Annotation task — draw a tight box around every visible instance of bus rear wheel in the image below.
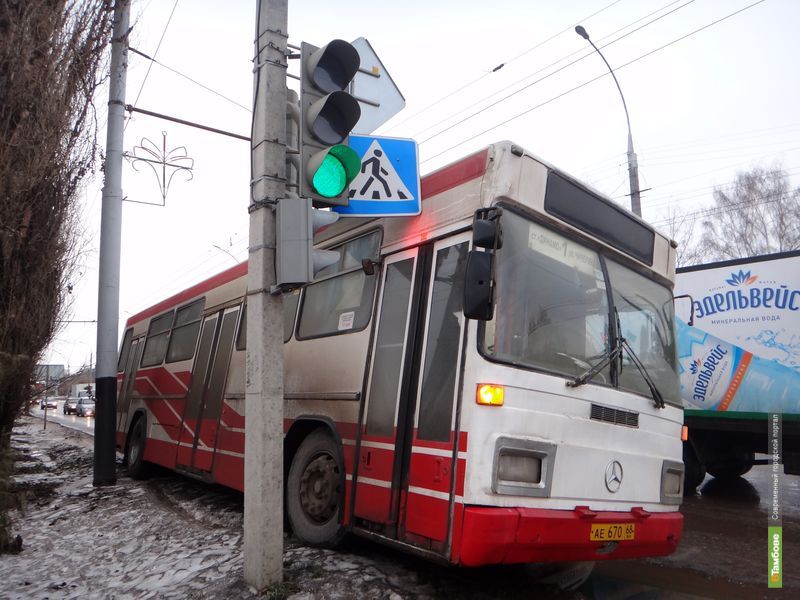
[286,429,344,547]
[126,416,150,480]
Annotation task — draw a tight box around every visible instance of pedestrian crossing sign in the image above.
[334,135,421,217]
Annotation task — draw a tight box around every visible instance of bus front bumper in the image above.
[458,506,683,566]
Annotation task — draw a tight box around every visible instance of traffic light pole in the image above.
[245,0,287,590]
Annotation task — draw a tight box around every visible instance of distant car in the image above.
[76,397,95,417]
[63,396,80,415]
[40,397,58,410]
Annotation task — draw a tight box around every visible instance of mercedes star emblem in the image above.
[605,460,623,493]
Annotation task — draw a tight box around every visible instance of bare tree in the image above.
[0,0,112,553]
[662,204,706,268]
[699,165,800,261]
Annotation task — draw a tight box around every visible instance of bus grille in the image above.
[590,404,639,428]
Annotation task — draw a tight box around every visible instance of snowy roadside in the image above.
[1,417,253,599]
[1,416,586,600]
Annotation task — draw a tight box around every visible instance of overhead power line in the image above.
[419,0,768,166]
[411,0,693,141]
[130,0,180,113]
[129,47,251,113]
[383,0,627,135]
[649,189,797,228]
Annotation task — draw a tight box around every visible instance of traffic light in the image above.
[299,40,362,205]
[276,196,340,287]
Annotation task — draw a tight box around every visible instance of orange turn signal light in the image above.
[476,383,504,406]
[681,425,689,442]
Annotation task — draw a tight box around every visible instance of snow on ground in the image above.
[2,418,249,599]
[1,416,584,599]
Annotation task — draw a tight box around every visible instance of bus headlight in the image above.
[492,437,556,497]
[661,460,684,504]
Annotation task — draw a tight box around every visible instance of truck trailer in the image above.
[675,251,800,491]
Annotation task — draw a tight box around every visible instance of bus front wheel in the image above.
[286,429,344,547]
[126,416,150,480]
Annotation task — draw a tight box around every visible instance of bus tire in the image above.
[126,416,150,480]
[682,442,705,495]
[706,450,754,480]
[286,429,344,547]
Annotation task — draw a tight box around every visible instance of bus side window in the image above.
[140,311,174,367]
[297,270,377,338]
[297,230,381,339]
[166,299,204,363]
[117,328,133,373]
[236,304,246,350]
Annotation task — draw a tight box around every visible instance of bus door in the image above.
[354,234,470,552]
[400,234,469,549]
[177,305,240,473]
[354,248,419,527]
[117,336,144,436]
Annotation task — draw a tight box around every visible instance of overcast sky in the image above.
[45,0,800,370]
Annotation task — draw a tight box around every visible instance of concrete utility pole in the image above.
[94,0,130,486]
[244,0,287,589]
[575,25,642,217]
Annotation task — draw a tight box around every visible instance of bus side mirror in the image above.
[472,206,503,249]
[463,250,494,320]
[673,293,695,326]
[473,219,502,249]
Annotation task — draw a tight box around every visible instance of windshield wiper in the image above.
[568,309,665,409]
[566,341,622,388]
[618,337,666,409]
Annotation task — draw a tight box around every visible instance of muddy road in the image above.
[15,413,796,598]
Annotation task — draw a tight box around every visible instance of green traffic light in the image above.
[311,145,361,198]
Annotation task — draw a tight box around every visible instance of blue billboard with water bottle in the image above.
[676,253,800,415]
[676,252,800,487]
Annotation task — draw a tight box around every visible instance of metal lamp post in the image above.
[576,25,642,217]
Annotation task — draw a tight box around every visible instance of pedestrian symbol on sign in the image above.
[336,135,420,217]
[348,140,413,202]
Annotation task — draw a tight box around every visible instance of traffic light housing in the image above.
[276,196,340,288]
[299,40,362,205]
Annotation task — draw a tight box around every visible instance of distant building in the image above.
[35,364,65,382]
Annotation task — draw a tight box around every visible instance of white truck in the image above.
[70,384,94,399]
[675,251,800,491]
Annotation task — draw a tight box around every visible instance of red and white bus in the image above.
[116,141,684,566]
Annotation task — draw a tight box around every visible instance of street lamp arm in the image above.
[575,25,642,217]
[583,37,632,139]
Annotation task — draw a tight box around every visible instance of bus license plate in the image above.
[590,523,635,542]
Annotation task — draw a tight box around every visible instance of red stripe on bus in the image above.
[220,403,245,429]
[353,482,393,524]
[212,452,243,491]
[136,366,189,396]
[404,490,449,542]
[143,399,184,441]
[127,262,247,326]
[356,445,394,482]
[216,427,244,455]
[143,437,178,470]
[420,147,488,199]
[407,453,452,495]
[173,370,192,389]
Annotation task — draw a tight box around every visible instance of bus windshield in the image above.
[481,210,679,405]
